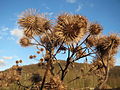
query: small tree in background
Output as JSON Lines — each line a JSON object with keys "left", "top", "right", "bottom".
{"left": 15, "top": 9, "right": 120, "bottom": 89}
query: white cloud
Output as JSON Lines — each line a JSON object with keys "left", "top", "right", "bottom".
{"left": 7, "top": 37, "right": 15, "bottom": 40}
{"left": 49, "top": 12, "right": 54, "bottom": 16}
{"left": 75, "top": 5, "right": 82, "bottom": 12}
{"left": 0, "top": 26, "right": 9, "bottom": 36}
{"left": 0, "top": 59, "right": 5, "bottom": 66}
{"left": 45, "top": 6, "right": 50, "bottom": 10}
{"left": 1, "top": 26, "right": 9, "bottom": 31}
{"left": 66, "top": 0, "right": 76, "bottom": 3}
{"left": 10, "top": 28, "right": 24, "bottom": 39}
{"left": 2, "top": 27, "right": 9, "bottom": 31}
{"left": 13, "top": 55, "right": 19, "bottom": 59}
{"left": 3, "top": 56, "right": 13, "bottom": 60}
{"left": 0, "top": 26, "right": 23, "bottom": 41}
{"left": 44, "top": 12, "right": 54, "bottom": 16}
{"left": 0, "top": 36, "right": 2, "bottom": 40}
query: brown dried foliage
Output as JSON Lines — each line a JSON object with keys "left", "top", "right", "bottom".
{"left": 41, "top": 33, "right": 62, "bottom": 47}
{"left": 17, "top": 9, "right": 120, "bottom": 89}
{"left": 45, "top": 75, "right": 66, "bottom": 90}
{"left": 89, "top": 23, "right": 103, "bottom": 35}
{"left": 19, "top": 37, "right": 31, "bottom": 47}
{"left": 96, "top": 34, "right": 120, "bottom": 57}
{"left": 0, "top": 65, "right": 22, "bottom": 87}
{"left": 54, "top": 13, "right": 88, "bottom": 44}
{"left": 18, "top": 9, "right": 51, "bottom": 38}
{"left": 30, "top": 73, "right": 42, "bottom": 83}
{"left": 70, "top": 46, "right": 86, "bottom": 58}
{"left": 86, "top": 36, "right": 99, "bottom": 47}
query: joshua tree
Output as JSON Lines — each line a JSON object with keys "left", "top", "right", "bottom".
{"left": 16, "top": 9, "right": 120, "bottom": 89}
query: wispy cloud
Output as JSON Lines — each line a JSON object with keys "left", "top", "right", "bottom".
{"left": 0, "top": 26, "right": 10, "bottom": 40}
{"left": 10, "top": 28, "right": 24, "bottom": 39}
{"left": 2, "top": 56, "right": 13, "bottom": 60}
{"left": 0, "top": 59, "right": 5, "bottom": 66}
{"left": 0, "top": 26, "right": 9, "bottom": 36}
{"left": 1, "top": 26, "right": 9, "bottom": 31}
{"left": 66, "top": 0, "right": 76, "bottom": 3}
{"left": 75, "top": 5, "right": 82, "bottom": 12}
{"left": 45, "top": 6, "right": 50, "bottom": 10}
{"left": 0, "top": 27, "right": 23, "bottom": 41}
{"left": 0, "top": 36, "right": 2, "bottom": 40}
{"left": 44, "top": 12, "right": 54, "bottom": 17}
{"left": 7, "top": 37, "right": 15, "bottom": 40}
{"left": 42, "top": 4, "right": 50, "bottom": 10}
{"left": 49, "top": 12, "right": 54, "bottom": 16}
{"left": 90, "top": 3, "right": 94, "bottom": 7}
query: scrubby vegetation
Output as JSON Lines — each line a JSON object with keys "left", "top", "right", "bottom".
{"left": 0, "top": 61, "right": 120, "bottom": 90}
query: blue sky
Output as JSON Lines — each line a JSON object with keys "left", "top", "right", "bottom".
{"left": 0, "top": 0, "right": 120, "bottom": 71}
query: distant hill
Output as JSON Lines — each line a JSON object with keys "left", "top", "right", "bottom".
{"left": 0, "top": 60, "right": 120, "bottom": 90}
